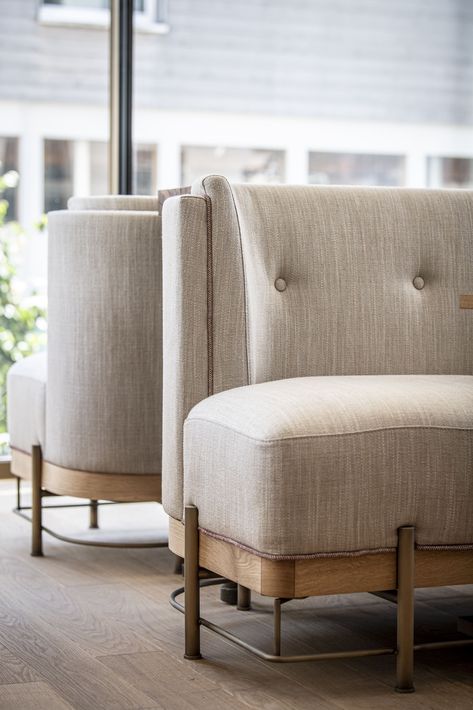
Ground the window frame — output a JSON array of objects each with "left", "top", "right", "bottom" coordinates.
[
  {"left": 39, "top": 0, "right": 169, "bottom": 35},
  {"left": 427, "top": 156, "right": 473, "bottom": 189}
]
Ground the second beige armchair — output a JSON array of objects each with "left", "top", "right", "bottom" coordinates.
[
  {"left": 163, "top": 176, "right": 473, "bottom": 691},
  {"left": 8, "top": 195, "right": 164, "bottom": 554}
]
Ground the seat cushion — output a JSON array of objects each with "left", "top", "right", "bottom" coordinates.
[
  {"left": 7, "top": 352, "right": 47, "bottom": 454},
  {"left": 184, "top": 375, "right": 473, "bottom": 558}
]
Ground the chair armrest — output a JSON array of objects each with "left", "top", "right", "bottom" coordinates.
[{"left": 162, "top": 194, "right": 209, "bottom": 519}]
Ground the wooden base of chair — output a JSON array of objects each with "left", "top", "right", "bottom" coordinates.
[
  {"left": 11, "top": 448, "right": 161, "bottom": 502},
  {"left": 169, "top": 516, "right": 473, "bottom": 598},
  {"left": 12, "top": 447, "right": 165, "bottom": 553},
  {"left": 170, "top": 507, "right": 473, "bottom": 693}
]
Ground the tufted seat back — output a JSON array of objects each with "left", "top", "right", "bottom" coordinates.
[
  {"left": 194, "top": 175, "right": 473, "bottom": 383},
  {"left": 162, "top": 176, "right": 473, "bottom": 520}
]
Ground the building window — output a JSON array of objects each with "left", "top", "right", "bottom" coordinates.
[
  {"left": 44, "top": 139, "right": 73, "bottom": 213},
  {"left": 181, "top": 146, "right": 285, "bottom": 186},
  {"left": 309, "top": 152, "right": 405, "bottom": 187},
  {"left": 40, "top": 1, "right": 169, "bottom": 33},
  {"left": 428, "top": 157, "right": 473, "bottom": 188},
  {"left": 89, "top": 142, "right": 108, "bottom": 195},
  {"left": 0, "top": 137, "right": 19, "bottom": 222},
  {"left": 89, "top": 141, "right": 157, "bottom": 195},
  {"left": 134, "top": 144, "right": 157, "bottom": 195}
]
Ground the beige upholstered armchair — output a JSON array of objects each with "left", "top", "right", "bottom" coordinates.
[
  {"left": 163, "top": 176, "right": 473, "bottom": 691},
  {"left": 7, "top": 195, "right": 164, "bottom": 554}
]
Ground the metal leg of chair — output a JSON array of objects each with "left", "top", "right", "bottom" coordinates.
[
  {"left": 220, "top": 580, "right": 238, "bottom": 605},
  {"left": 89, "top": 499, "right": 99, "bottom": 529},
  {"left": 16, "top": 475, "right": 21, "bottom": 510},
  {"left": 395, "top": 525, "right": 415, "bottom": 693},
  {"left": 273, "top": 598, "right": 282, "bottom": 656},
  {"left": 31, "top": 445, "right": 43, "bottom": 557},
  {"left": 173, "top": 554, "right": 184, "bottom": 575},
  {"left": 237, "top": 585, "right": 251, "bottom": 611},
  {"left": 184, "top": 505, "right": 201, "bottom": 659}
]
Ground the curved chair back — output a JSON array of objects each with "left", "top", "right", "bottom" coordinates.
[{"left": 46, "top": 196, "right": 162, "bottom": 477}]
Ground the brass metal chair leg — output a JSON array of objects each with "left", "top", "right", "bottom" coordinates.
[
  {"left": 184, "top": 505, "right": 201, "bottom": 659},
  {"left": 16, "top": 476, "right": 21, "bottom": 510},
  {"left": 31, "top": 445, "right": 43, "bottom": 557},
  {"left": 89, "top": 499, "right": 99, "bottom": 529},
  {"left": 274, "top": 598, "right": 282, "bottom": 656},
  {"left": 237, "top": 585, "right": 251, "bottom": 611},
  {"left": 396, "top": 525, "right": 415, "bottom": 693}
]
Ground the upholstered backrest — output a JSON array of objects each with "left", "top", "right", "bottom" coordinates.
[
  {"left": 68, "top": 195, "right": 160, "bottom": 212},
  {"left": 47, "top": 196, "right": 162, "bottom": 475},
  {"left": 162, "top": 176, "right": 473, "bottom": 519}
]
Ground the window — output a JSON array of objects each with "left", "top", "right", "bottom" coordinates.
[
  {"left": 89, "top": 141, "right": 157, "bottom": 195},
  {"left": 134, "top": 144, "right": 157, "bottom": 195},
  {"left": 89, "top": 142, "right": 108, "bottom": 195},
  {"left": 40, "top": 1, "right": 169, "bottom": 32},
  {"left": 309, "top": 153, "right": 405, "bottom": 187},
  {"left": 0, "top": 137, "right": 19, "bottom": 221},
  {"left": 181, "top": 147, "right": 285, "bottom": 186},
  {"left": 427, "top": 157, "right": 473, "bottom": 189},
  {"left": 44, "top": 139, "right": 73, "bottom": 212}
]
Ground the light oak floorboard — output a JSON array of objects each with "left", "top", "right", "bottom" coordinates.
[
  {"left": 0, "top": 480, "right": 471, "bottom": 709},
  {"left": 0, "top": 681, "right": 75, "bottom": 710},
  {"left": 0, "top": 643, "right": 42, "bottom": 685}
]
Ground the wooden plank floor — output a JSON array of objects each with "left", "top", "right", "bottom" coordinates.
[{"left": 0, "top": 480, "right": 472, "bottom": 710}]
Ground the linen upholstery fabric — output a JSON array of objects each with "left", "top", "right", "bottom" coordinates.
[
  {"left": 46, "top": 207, "right": 162, "bottom": 474},
  {"left": 164, "top": 177, "right": 473, "bottom": 528},
  {"left": 192, "top": 179, "right": 473, "bottom": 383},
  {"left": 7, "top": 352, "right": 46, "bottom": 454},
  {"left": 191, "top": 176, "right": 249, "bottom": 393},
  {"left": 184, "top": 375, "right": 473, "bottom": 556},
  {"left": 68, "top": 195, "right": 160, "bottom": 212},
  {"left": 162, "top": 176, "right": 250, "bottom": 518},
  {"left": 157, "top": 186, "right": 191, "bottom": 214},
  {"left": 162, "top": 195, "right": 208, "bottom": 517}
]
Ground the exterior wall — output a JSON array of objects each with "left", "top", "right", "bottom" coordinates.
[
  {"left": 1, "top": 0, "right": 472, "bottom": 294},
  {"left": 0, "top": 0, "right": 472, "bottom": 125}
]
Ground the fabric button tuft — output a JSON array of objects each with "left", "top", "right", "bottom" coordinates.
[
  {"left": 275, "top": 278, "right": 287, "bottom": 292},
  {"left": 413, "top": 276, "right": 425, "bottom": 290}
]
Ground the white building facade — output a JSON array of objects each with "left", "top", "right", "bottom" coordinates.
[{"left": 1, "top": 0, "right": 473, "bottom": 290}]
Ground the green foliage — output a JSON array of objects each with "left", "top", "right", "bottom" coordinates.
[{"left": 0, "top": 171, "right": 47, "bottom": 455}]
